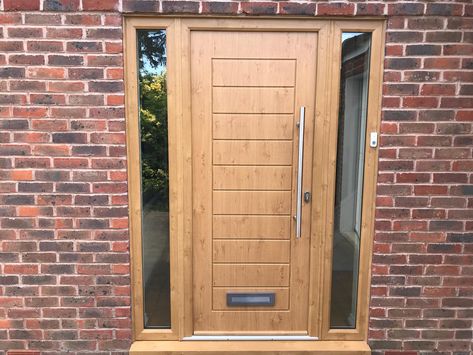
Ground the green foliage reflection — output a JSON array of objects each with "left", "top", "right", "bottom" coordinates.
[{"left": 138, "top": 30, "right": 169, "bottom": 211}]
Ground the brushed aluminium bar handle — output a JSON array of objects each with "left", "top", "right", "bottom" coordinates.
[{"left": 295, "top": 106, "right": 305, "bottom": 239}]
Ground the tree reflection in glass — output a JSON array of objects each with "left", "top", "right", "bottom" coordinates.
[{"left": 138, "top": 30, "right": 171, "bottom": 328}]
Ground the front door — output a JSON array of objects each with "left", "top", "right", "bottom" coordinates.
[{"left": 191, "top": 30, "right": 317, "bottom": 334}]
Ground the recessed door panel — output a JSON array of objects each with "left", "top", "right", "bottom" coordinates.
[{"left": 192, "top": 31, "right": 317, "bottom": 333}]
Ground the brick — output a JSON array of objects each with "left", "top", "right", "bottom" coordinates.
[
  {"left": 444, "top": 44, "right": 473, "bottom": 56},
  {"left": 279, "top": 2, "right": 316, "bottom": 16},
  {"left": 46, "top": 28, "right": 83, "bottom": 39},
  {"left": 69, "top": 69, "right": 103, "bottom": 80},
  {"left": 27, "top": 67, "right": 65, "bottom": 79},
  {"left": 0, "top": 13, "right": 22, "bottom": 24},
  {"left": 86, "top": 55, "right": 123, "bottom": 66},
  {"left": 49, "top": 81, "right": 85, "bottom": 92},
  {"left": 419, "top": 110, "right": 454, "bottom": 122},
  {"left": 356, "top": 3, "right": 385, "bottom": 16},
  {"left": 69, "top": 95, "right": 104, "bottom": 106},
  {"left": 454, "top": 136, "right": 473, "bottom": 146},
  {"left": 66, "top": 41, "right": 103, "bottom": 53},
  {"left": 384, "top": 84, "right": 419, "bottom": 96},
  {"left": 385, "top": 45, "right": 403, "bottom": 57},
  {"left": 30, "top": 40, "right": 66, "bottom": 52},
  {"left": 201, "top": 2, "right": 238, "bottom": 14},
  {"left": 399, "top": 123, "right": 434, "bottom": 134},
  {"left": 0, "top": 119, "right": 29, "bottom": 130},
  {"left": 87, "top": 29, "right": 121, "bottom": 41},
  {"left": 426, "top": 31, "right": 463, "bottom": 43},
  {"left": 403, "top": 97, "right": 438, "bottom": 108},
  {"left": 22, "top": 275, "right": 56, "bottom": 285},
  {"left": 408, "top": 18, "right": 445, "bottom": 30},
  {"left": 386, "top": 58, "right": 420, "bottom": 70},
  {"left": 8, "top": 27, "right": 43, "bottom": 38},
  {"left": 430, "top": 220, "right": 463, "bottom": 234},
  {"left": 161, "top": 1, "right": 199, "bottom": 13},
  {"left": 11, "top": 81, "right": 46, "bottom": 91},
  {"left": 448, "top": 17, "right": 473, "bottom": 30},
  {"left": 441, "top": 98, "right": 473, "bottom": 109},
  {"left": 426, "top": 56, "right": 460, "bottom": 70},
  {"left": 460, "top": 84, "right": 473, "bottom": 96},
  {"left": 4, "top": 0, "right": 40, "bottom": 11},
  {"left": 25, "top": 14, "right": 62, "bottom": 25},
  {"left": 0, "top": 41, "right": 24, "bottom": 51},
  {"left": 317, "top": 3, "right": 354, "bottom": 16},
  {"left": 0, "top": 94, "right": 26, "bottom": 104},
  {"left": 89, "top": 81, "right": 124, "bottom": 93},
  {"left": 404, "top": 71, "right": 440, "bottom": 82},
  {"left": 241, "top": 2, "right": 278, "bottom": 15},
  {"left": 388, "top": 3, "right": 424, "bottom": 16},
  {"left": 65, "top": 14, "right": 101, "bottom": 25},
  {"left": 439, "top": 319, "right": 472, "bottom": 328},
  {"left": 52, "top": 133, "right": 88, "bottom": 144},
  {"left": 83, "top": 0, "right": 119, "bottom": 11},
  {"left": 72, "top": 146, "right": 107, "bottom": 157},
  {"left": 44, "top": 0, "right": 80, "bottom": 11},
  {"left": 426, "top": 3, "right": 463, "bottom": 16},
  {"left": 122, "top": 0, "right": 159, "bottom": 12},
  {"left": 382, "top": 110, "right": 416, "bottom": 121}
]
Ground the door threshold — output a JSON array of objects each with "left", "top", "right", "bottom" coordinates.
[
  {"left": 183, "top": 335, "right": 319, "bottom": 341},
  {"left": 130, "top": 340, "right": 371, "bottom": 354}
]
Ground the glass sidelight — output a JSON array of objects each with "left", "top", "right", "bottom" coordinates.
[
  {"left": 330, "top": 32, "right": 372, "bottom": 329},
  {"left": 137, "top": 30, "right": 171, "bottom": 328}
]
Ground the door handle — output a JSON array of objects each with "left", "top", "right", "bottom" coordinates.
[{"left": 295, "top": 106, "right": 305, "bottom": 239}]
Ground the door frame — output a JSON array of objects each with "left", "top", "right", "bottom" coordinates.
[{"left": 124, "top": 16, "right": 385, "bottom": 343}]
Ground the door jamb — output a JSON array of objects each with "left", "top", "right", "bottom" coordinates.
[{"left": 124, "top": 16, "right": 385, "bottom": 343}]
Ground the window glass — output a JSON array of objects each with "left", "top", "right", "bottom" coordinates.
[
  {"left": 330, "top": 32, "right": 371, "bottom": 329},
  {"left": 137, "top": 29, "right": 171, "bottom": 328}
]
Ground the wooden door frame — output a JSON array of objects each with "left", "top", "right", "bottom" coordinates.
[{"left": 124, "top": 16, "right": 385, "bottom": 343}]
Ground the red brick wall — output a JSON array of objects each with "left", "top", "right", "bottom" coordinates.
[
  {"left": 0, "top": 0, "right": 131, "bottom": 353},
  {"left": 0, "top": 1, "right": 471, "bottom": 354}
]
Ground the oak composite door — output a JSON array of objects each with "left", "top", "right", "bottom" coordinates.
[{"left": 191, "top": 30, "right": 317, "bottom": 334}]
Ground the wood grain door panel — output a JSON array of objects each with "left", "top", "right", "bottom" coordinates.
[{"left": 192, "top": 31, "right": 317, "bottom": 333}]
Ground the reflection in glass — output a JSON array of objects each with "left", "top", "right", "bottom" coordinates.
[
  {"left": 138, "top": 30, "right": 171, "bottom": 328},
  {"left": 330, "top": 32, "right": 371, "bottom": 329}
]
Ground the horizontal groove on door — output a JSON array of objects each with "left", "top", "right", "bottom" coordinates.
[
  {"left": 212, "top": 59, "right": 296, "bottom": 87},
  {"left": 213, "top": 240, "right": 291, "bottom": 263},
  {"left": 213, "top": 264, "right": 290, "bottom": 287},
  {"left": 212, "top": 215, "right": 291, "bottom": 239},
  {"left": 213, "top": 114, "right": 294, "bottom": 140},
  {"left": 213, "top": 166, "right": 292, "bottom": 190},
  {"left": 213, "top": 191, "right": 292, "bottom": 215},
  {"left": 213, "top": 87, "right": 295, "bottom": 114},
  {"left": 213, "top": 141, "right": 293, "bottom": 165},
  {"left": 212, "top": 287, "right": 290, "bottom": 311}
]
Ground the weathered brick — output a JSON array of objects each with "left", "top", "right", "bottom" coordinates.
[
  {"left": 48, "top": 55, "right": 84, "bottom": 66},
  {"left": 426, "top": 3, "right": 463, "bottom": 16},
  {"left": 25, "top": 13, "right": 62, "bottom": 24},
  {"left": 83, "top": 0, "right": 119, "bottom": 11},
  {"left": 4, "top": 0, "right": 40, "bottom": 11},
  {"left": 122, "top": 0, "right": 159, "bottom": 12},
  {"left": 44, "top": 0, "right": 80, "bottom": 11},
  {"left": 66, "top": 41, "right": 103, "bottom": 53},
  {"left": 279, "top": 2, "right": 316, "bottom": 16},
  {"left": 241, "top": 2, "right": 278, "bottom": 15},
  {"left": 161, "top": 1, "right": 199, "bottom": 13},
  {"left": 388, "top": 3, "right": 424, "bottom": 16}
]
